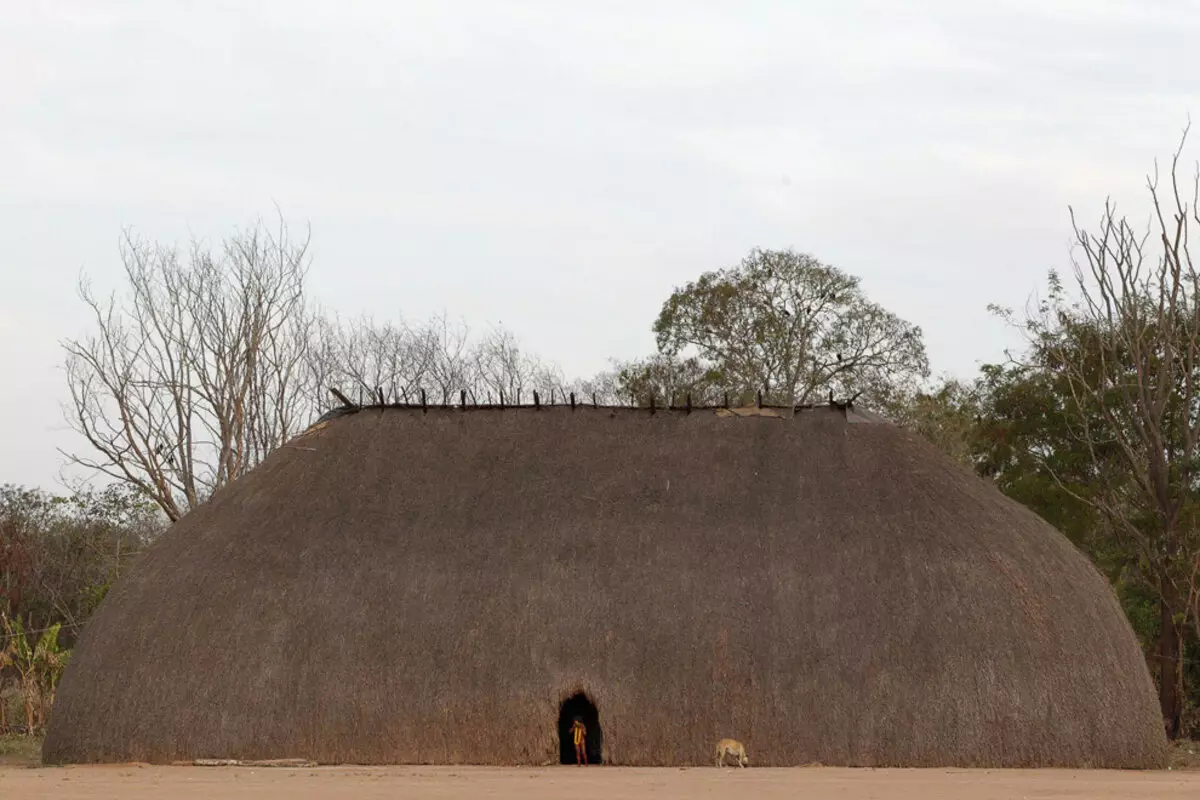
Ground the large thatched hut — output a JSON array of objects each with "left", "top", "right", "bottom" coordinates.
[{"left": 44, "top": 403, "right": 1166, "bottom": 767}]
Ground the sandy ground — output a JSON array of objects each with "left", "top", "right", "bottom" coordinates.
[{"left": 2, "top": 765, "right": 1200, "bottom": 799}]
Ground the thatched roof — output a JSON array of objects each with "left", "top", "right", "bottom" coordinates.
[{"left": 44, "top": 405, "right": 1166, "bottom": 767}]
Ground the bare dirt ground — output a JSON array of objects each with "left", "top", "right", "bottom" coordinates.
[{"left": 3, "top": 764, "right": 1200, "bottom": 800}]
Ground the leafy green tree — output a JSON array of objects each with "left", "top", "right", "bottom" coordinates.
[
  {"left": 952, "top": 128, "right": 1200, "bottom": 738},
  {"left": 891, "top": 317, "right": 1193, "bottom": 729},
  {"left": 1018, "top": 153, "right": 1200, "bottom": 736},
  {"left": 0, "top": 484, "right": 162, "bottom": 633},
  {"left": 652, "top": 248, "right": 929, "bottom": 406},
  {"left": 982, "top": 208, "right": 1200, "bottom": 738},
  {"left": 609, "top": 354, "right": 724, "bottom": 407},
  {"left": 887, "top": 378, "right": 980, "bottom": 467},
  {"left": 970, "top": 346, "right": 1146, "bottom": 609}
]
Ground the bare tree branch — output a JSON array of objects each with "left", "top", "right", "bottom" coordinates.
[{"left": 60, "top": 215, "right": 314, "bottom": 522}]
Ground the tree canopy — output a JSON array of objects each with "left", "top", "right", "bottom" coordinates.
[{"left": 650, "top": 248, "right": 929, "bottom": 406}]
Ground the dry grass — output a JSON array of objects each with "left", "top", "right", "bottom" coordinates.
[
  {"left": 1170, "top": 740, "right": 1200, "bottom": 770},
  {"left": 0, "top": 735, "right": 42, "bottom": 767},
  {"left": 45, "top": 406, "right": 1166, "bottom": 767}
]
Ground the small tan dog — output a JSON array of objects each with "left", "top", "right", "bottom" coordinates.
[{"left": 715, "top": 738, "right": 748, "bottom": 767}]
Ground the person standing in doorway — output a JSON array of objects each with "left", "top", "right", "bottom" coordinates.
[{"left": 571, "top": 717, "right": 588, "bottom": 765}]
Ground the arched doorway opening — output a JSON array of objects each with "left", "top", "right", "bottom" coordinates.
[{"left": 557, "top": 691, "right": 603, "bottom": 764}]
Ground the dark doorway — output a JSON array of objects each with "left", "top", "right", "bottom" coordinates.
[{"left": 557, "top": 692, "right": 603, "bottom": 765}]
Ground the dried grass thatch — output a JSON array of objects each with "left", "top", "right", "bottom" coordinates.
[{"left": 44, "top": 405, "right": 1166, "bottom": 767}]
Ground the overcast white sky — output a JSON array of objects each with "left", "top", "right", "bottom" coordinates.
[{"left": 1, "top": 0, "right": 1197, "bottom": 489}]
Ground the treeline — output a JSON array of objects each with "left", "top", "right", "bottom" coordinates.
[
  {"left": 5, "top": 132, "right": 1200, "bottom": 741},
  {"left": 1, "top": 484, "right": 162, "bottom": 734}
]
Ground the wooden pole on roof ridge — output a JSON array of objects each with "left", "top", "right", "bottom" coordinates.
[
  {"left": 534, "top": 390, "right": 540, "bottom": 409},
  {"left": 460, "top": 389, "right": 467, "bottom": 408},
  {"left": 686, "top": 393, "right": 691, "bottom": 414},
  {"left": 421, "top": 388, "right": 427, "bottom": 412},
  {"left": 570, "top": 392, "right": 576, "bottom": 410}
]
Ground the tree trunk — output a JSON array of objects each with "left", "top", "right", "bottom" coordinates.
[{"left": 1159, "top": 587, "right": 1183, "bottom": 739}]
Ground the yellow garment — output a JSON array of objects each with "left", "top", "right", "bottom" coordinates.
[{"left": 572, "top": 723, "right": 585, "bottom": 746}]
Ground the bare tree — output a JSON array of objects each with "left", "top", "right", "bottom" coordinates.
[
  {"left": 565, "top": 369, "right": 626, "bottom": 406},
  {"left": 1028, "top": 126, "right": 1200, "bottom": 738},
  {"left": 309, "top": 314, "right": 570, "bottom": 408},
  {"left": 473, "top": 326, "right": 564, "bottom": 403},
  {"left": 305, "top": 314, "right": 434, "bottom": 409},
  {"left": 62, "top": 217, "right": 314, "bottom": 522},
  {"left": 417, "top": 314, "right": 479, "bottom": 404}
]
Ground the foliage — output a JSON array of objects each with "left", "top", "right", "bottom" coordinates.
[
  {"left": 608, "top": 353, "right": 725, "bottom": 406},
  {"left": 991, "top": 128, "right": 1200, "bottom": 738},
  {"left": 652, "top": 248, "right": 929, "bottom": 406},
  {"left": 966, "top": 341, "right": 1154, "bottom": 613},
  {"left": 0, "top": 483, "right": 158, "bottom": 736},
  {"left": 0, "top": 483, "right": 162, "bottom": 632},
  {"left": 889, "top": 297, "right": 1200, "bottom": 732},
  {"left": 938, "top": 279, "right": 1200, "bottom": 736},
  {"left": 1, "top": 615, "right": 70, "bottom": 736},
  {"left": 886, "top": 378, "right": 981, "bottom": 468},
  {"left": 47, "top": 198, "right": 1200, "bottom": 742}
]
